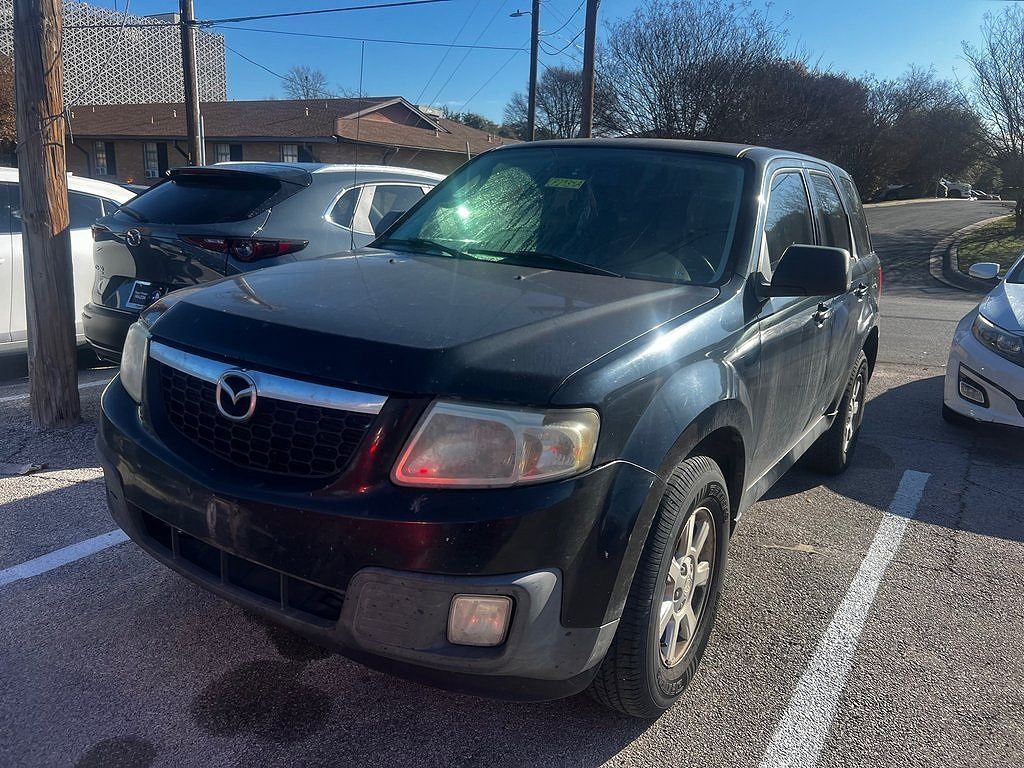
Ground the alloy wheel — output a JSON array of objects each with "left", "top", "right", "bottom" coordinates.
[{"left": 659, "top": 505, "right": 716, "bottom": 668}]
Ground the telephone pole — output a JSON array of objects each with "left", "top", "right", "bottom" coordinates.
[
  {"left": 579, "top": 0, "right": 599, "bottom": 138},
  {"left": 179, "top": 0, "right": 203, "bottom": 165},
  {"left": 527, "top": 0, "right": 539, "bottom": 141},
  {"left": 14, "top": 0, "right": 81, "bottom": 428}
]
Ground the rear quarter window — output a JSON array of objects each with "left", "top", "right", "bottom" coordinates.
[
  {"left": 119, "top": 174, "right": 284, "bottom": 225},
  {"left": 838, "top": 176, "right": 872, "bottom": 256}
]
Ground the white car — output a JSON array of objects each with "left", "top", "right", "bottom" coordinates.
[
  {"left": 0, "top": 168, "right": 135, "bottom": 355},
  {"left": 943, "top": 256, "right": 1024, "bottom": 428}
]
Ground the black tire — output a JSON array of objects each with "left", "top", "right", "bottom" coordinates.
[
  {"left": 587, "top": 456, "right": 729, "bottom": 718},
  {"left": 942, "top": 404, "right": 975, "bottom": 427},
  {"left": 805, "top": 351, "right": 869, "bottom": 475}
]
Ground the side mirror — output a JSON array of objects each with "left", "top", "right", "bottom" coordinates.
[
  {"left": 761, "top": 244, "right": 851, "bottom": 298},
  {"left": 968, "top": 262, "right": 1000, "bottom": 280}
]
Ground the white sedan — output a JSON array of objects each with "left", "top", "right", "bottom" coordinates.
[
  {"left": 944, "top": 255, "right": 1024, "bottom": 428},
  {"left": 0, "top": 168, "right": 136, "bottom": 356}
]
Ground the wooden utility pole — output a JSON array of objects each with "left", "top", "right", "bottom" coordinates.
[
  {"left": 14, "top": 0, "right": 81, "bottom": 428},
  {"left": 527, "top": 0, "right": 539, "bottom": 141},
  {"left": 579, "top": 0, "right": 599, "bottom": 138},
  {"left": 179, "top": 0, "right": 203, "bottom": 165}
]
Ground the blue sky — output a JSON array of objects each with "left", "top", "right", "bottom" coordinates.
[{"left": 96, "top": 0, "right": 1010, "bottom": 122}]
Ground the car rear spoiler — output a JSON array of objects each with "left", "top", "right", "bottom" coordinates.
[{"left": 167, "top": 165, "right": 313, "bottom": 188}]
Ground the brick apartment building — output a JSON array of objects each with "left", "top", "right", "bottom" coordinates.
[{"left": 65, "top": 97, "right": 515, "bottom": 183}]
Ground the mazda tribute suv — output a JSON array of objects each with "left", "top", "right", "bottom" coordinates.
[{"left": 98, "top": 139, "right": 881, "bottom": 718}]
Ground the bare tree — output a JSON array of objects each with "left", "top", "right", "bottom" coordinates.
[
  {"left": 599, "top": 0, "right": 788, "bottom": 138},
  {"left": 282, "top": 65, "right": 330, "bottom": 99},
  {"left": 963, "top": 6, "right": 1024, "bottom": 229},
  {"left": 504, "top": 66, "right": 613, "bottom": 138}
]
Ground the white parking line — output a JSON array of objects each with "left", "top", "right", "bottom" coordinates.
[
  {"left": 759, "top": 469, "right": 931, "bottom": 768},
  {"left": 0, "top": 378, "right": 111, "bottom": 404},
  {"left": 0, "top": 529, "right": 128, "bottom": 588}
]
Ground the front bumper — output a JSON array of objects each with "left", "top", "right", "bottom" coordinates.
[
  {"left": 944, "top": 313, "right": 1024, "bottom": 428},
  {"left": 82, "top": 302, "right": 138, "bottom": 362},
  {"left": 98, "top": 378, "right": 657, "bottom": 700}
]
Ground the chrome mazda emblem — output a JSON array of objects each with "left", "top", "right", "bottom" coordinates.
[
  {"left": 215, "top": 371, "right": 257, "bottom": 422},
  {"left": 125, "top": 228, "right": 142, "bottom": 246}
]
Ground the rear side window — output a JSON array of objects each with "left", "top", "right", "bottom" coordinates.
[
  {"left": 0, "top": 183, "right": 15, "bottom": 234},
  {"left": 68, "top": 192, "right": 104, "bottom": 229},
  {"left": 119, "top": 174, "right": 283, "bottom": 225},
  {"left": 367, "top": 184, "right": 425, "bottom": 234},
  {"left": 328, "top": 187, "right": 360, "bottom": 229},
  {"left": 809, "top": 173, "right": 852, "bottom": 252},
  {"left": 838, "top": 176, "right": 872, "bottom": 255},
  {"left": 764, "top": 171, "right": 814, "bottom": 270}
]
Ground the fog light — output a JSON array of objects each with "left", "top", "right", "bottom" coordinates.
[
  {"left": 447, "top": 594, "right": 512, "bottom": 647},
  {"left": 959, "top": 377, "right": 987, "bottom": 406}
]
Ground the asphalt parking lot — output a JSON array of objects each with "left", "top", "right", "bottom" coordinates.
[{"left": 1, "top": 200, "right": 1022, "bottom": 768}]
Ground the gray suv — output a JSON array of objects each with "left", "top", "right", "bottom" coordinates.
[
  {"left": 97, "top": 140, "right": 880, "bottom": 718},
  {"left": 83, "top": 162, "right": 442, "bottom": 360}
]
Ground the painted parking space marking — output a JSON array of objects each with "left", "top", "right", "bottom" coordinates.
[
  {"left": 0, "top": 529, "right": 128, "bottom": 588},
  {"left": 759, "top": 469, "right": 931, "bottom": 768},
  {"left": 0, "top": 377, "right": 111, "bottom": 404}
]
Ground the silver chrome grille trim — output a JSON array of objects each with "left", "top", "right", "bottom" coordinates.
[{"left": 149, "top": 341, "right": 387, "bottom": 415}]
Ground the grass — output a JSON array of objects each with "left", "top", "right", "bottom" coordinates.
[{"left": 957, "top": 215, "right": 1024, "bottom": 272}]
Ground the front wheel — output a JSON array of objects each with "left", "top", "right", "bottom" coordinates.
[{"left": 587, "top": 456, "right": 729, "bottom": 718}]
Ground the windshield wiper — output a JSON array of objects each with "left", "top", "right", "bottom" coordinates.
[
  {"left": 380, "top": 237, "right": 470, "bottom": 260},
  {"left": 465, "top": 248, "right": 622, "bottom": 278}
]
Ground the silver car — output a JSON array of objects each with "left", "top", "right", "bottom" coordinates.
[{"left": 84, "top": 162, "right": 443, "bottom": 360}]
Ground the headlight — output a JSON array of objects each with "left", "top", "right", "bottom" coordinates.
[
  {"left": 392, "top": 401, "right": 600, "bottom": 488},
  {"left": 973, "top": 313, "right": 1024, "bottom": 366},
  {"left": 120, "top": 322, "right": 151, "bottom": 404}
]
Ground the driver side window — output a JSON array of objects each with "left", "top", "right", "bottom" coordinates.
[{"left": 763, "top": 171, "right": 814, "bottom": 271}]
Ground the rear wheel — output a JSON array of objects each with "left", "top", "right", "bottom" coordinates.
[
  {"left": 805, "top": 352, "right": 868, "bottom": 475},
  {"left": 588, "top": 456, "right": 729, "bottom": 718}
]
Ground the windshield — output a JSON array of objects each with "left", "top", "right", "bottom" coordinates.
[{"left": 379, "top": 147, "right": 747, "bottom": 285}]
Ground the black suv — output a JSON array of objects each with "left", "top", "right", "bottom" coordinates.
[{"left": 98, "top": 139, "right": 880, "bottom": 718}]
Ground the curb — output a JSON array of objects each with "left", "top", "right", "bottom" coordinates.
[
  {"left": 864, "top": 197, "right": 959, "bottom": 209},
  {"left": 927, "top": 215, "right": 1010, "bottom": 292}
]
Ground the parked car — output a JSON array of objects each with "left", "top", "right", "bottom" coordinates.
[
  {"left": 97, "top": 139, "right": 881, "bottom": 718},
  {"left": 943, "top": 254, "right": 1024, "bottom": 428},
  {"left": 942, "top": 179, "right": 974, "bottom": 199},
  {"left": 971, "top": 189, "right": 1001, "bottom": 201},
  {"left": 0, "top": 168, "right": 135, "bottom": 356},
  {"left": 83, "top": 162, "right": 443, "bottom": 360}
]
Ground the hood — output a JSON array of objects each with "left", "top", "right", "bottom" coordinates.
[
  {"left": 150, "top": 251, "right": 719, "bottom": 404},
  {"left": 979, "top": 281, "right": 1024, "bottom": 333}
]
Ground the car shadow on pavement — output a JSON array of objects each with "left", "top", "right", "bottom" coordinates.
[{"left": 762, "top": 374, "right": 1024, "bottom": 543}]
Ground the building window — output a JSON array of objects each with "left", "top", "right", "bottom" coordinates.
[
  {"left": 214, "top": 143, "right": 231, "bottom": 163},
  {"left": 144, "top": 142, "right": 160, "bottom": 178},
  {"left": 280, "top": 144, "right": 299, "bottom": 163},
  {"left": 93, "top": 140, "right": 117, "bottom": 175}
]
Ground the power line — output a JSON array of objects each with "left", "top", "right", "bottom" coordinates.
[
  {"left": 211, "top": 22, "right": 521, "bottom": 51},
  {"left": 540, "top": 27, "right": 583, "bottom": 57},
  {"left": 541, "top": 0, "right": 583, "bottom": 37},
  {"left": 414, "top": 0, "right": 483, "bottom": 104},
  {"left": 459, "top": 45, "right": 527, "bottom": 114},
  {"left": 201, "top": 0, "right": 453, "bottom": 26},
  {"left": 224, "top": 43, "right": 286, "bottom": 81},
  {"left": 427, "top": 0, "right": 510, "bottom": 107}
]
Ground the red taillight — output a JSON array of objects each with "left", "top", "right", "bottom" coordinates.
[
  {"left": 180, "top": 235, "right": 307, "bottom": 262},
  {"left": 91, "top": 224, "right": 107, "bottom": 241}
]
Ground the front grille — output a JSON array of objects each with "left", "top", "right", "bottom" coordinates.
[
  {"left": 159, "top": 363, "right": 373, "bottom": 478},
  {"left": 139, "top": 510, "right": 344, "bottom": 623}
]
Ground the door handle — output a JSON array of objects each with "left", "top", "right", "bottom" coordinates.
[
  {"left": 813, "top": 302, "right": 830, "bottom": 325},
  {"left": 853, "top": 282, "right": 869, "bottom": 299}
]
